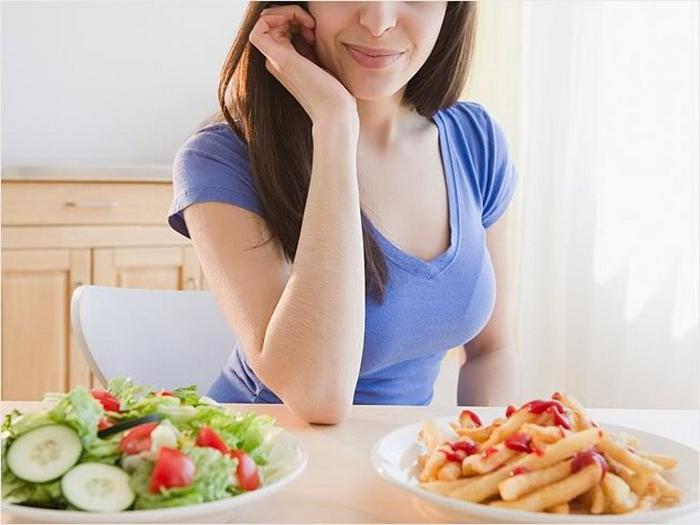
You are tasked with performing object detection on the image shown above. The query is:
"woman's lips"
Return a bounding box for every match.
[343,44,404,69]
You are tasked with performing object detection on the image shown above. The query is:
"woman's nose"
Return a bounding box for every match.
[358,2,398,38]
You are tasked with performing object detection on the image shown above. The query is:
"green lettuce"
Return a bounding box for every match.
[47,387,101,443]
[171,385,201,406]
[106,377,148,409]
[2,410,53,438]
[178,406,275,459]
[129,447,238,509]
[1,470,66,509]
[1,378,283,512]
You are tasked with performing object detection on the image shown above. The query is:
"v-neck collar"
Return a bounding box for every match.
[365,109,461,279]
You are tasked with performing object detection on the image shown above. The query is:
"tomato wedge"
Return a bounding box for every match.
[90,389,121,412]
[154,389,176,397]
[97,417,112,431]
[196,426,229,454]
[150,447,196,493]
[119,421,159,455]
[229,449,260,491]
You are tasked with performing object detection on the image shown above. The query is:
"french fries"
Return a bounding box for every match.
[415,392,682,515]
[491,462,602,512]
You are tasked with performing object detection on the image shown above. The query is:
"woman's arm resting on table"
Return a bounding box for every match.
[457,209,520,406]
[184,117,364,425]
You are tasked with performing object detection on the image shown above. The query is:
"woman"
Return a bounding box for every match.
[168,1,520,424]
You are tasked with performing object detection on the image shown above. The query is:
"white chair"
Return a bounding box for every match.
[71,285,236,392]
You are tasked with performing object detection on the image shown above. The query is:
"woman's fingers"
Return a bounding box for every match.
[249,4,354,121]
[250,9,315,56]
[260,4,316,30]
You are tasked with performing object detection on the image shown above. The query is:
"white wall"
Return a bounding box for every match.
[1,0,247,167]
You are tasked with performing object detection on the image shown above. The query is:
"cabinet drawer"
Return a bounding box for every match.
[1,181,174,225]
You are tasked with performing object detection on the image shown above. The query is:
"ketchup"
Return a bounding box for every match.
[445,450,467,463]
[571,449,609,479]
[511,467,529,476]
[504,433,533,453]
[460,410,483,427]
[444,439,479,463]
[549,408,572,429]
[451,440,479,455]
[505,405,517,418]
[521,400,572,430]
[523,399,565,415]
[483,446,499,459]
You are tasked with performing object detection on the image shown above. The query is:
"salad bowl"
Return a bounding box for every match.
[1,379,308,523]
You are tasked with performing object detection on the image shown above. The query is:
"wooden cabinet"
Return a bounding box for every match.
[1,168,205,400]
[93,246,202,290]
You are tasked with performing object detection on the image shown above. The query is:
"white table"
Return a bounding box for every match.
[2,402,698,523]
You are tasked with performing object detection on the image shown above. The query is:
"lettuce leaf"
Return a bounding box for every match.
[129,447,237,509]
[2,410,53,438]
[171,385,201,406]
[1,470,66,509]
[179,406,275,458]
[47,387,101,443]
[107,377,149,409]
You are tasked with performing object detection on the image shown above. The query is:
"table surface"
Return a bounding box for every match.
[1,402,698,523]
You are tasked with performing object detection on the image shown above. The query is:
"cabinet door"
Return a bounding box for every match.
[93,246,202,290]
[1,249,91,400]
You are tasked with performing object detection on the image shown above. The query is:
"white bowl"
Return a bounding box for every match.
[2,429,307,524]
[371,418,699,523]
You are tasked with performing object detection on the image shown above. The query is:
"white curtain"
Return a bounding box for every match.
[503,1,699,409]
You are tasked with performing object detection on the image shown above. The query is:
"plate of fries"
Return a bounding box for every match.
[371,393,698,523]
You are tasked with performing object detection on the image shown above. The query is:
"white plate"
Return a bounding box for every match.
[1,429,308,524]
[371,417,699,523]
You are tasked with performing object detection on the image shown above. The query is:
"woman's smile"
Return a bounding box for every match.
[342,43,405,70]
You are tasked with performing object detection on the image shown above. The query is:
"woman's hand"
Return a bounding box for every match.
[249,4,357,123]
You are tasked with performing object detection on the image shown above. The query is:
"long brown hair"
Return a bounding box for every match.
[213,1,477,302]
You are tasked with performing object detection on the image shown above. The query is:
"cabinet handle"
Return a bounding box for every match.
[64,200,120,209]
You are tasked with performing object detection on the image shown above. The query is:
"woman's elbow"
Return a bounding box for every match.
[295,402,351,425]
[280,379,354,424]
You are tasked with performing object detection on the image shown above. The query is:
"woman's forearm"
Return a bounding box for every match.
[457,347,521,407]
[253,115,365,423]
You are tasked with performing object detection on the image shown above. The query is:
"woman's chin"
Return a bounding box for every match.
[345,81,404,101]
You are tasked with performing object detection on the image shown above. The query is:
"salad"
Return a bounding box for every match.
[1,378,287,512]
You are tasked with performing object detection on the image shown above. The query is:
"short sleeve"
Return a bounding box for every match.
[167,123,263,239]
[474,104,518,228]
[448,101,518,229]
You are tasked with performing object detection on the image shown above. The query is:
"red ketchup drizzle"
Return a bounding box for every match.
[511,467,530,476]
[460,410,483,427]
[451,440,479,455]
[571,449,609,480]
[523,399,565,415]
[504,433,533,453]
[445,451,466,463]
[549,407,572,429]
[522,399,572,430]
[505,405,517,418]
[483,446,499,459]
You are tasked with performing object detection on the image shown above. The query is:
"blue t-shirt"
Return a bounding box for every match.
[168,101,518,405]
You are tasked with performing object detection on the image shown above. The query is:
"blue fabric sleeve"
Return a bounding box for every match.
[167,123,263,239]
[476,105,518,228]
[458,102,518,229]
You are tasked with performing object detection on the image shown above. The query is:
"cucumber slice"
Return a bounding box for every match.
[6,424,82,482]
[61,463,135,512]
